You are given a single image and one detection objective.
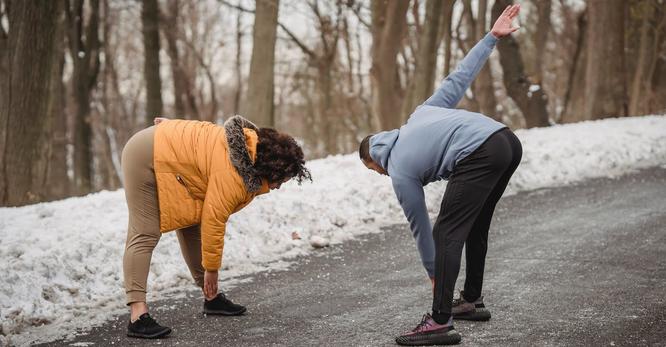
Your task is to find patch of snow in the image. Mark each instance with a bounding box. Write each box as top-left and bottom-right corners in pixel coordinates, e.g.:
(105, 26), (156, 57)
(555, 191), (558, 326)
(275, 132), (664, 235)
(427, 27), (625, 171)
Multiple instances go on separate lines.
(309, 236), (330, 249)
(1, 115), (665, 345)
(527, 84), (541, 97)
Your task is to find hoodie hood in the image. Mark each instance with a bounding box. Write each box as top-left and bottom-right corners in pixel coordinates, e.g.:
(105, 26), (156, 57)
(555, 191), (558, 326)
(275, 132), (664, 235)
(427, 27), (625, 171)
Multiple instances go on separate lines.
(369, 129), (400, 171)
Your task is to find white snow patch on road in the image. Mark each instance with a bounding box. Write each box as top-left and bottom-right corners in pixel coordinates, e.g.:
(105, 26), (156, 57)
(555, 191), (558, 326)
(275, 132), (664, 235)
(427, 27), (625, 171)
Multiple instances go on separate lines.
(1, 115), (665, 346)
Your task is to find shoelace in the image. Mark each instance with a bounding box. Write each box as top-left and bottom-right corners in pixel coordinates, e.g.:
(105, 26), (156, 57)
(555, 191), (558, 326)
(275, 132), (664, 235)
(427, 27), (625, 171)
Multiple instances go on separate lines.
(412, 314), (433, 333)
(452, 297), (465, 306)
(142, 314), (159, 327)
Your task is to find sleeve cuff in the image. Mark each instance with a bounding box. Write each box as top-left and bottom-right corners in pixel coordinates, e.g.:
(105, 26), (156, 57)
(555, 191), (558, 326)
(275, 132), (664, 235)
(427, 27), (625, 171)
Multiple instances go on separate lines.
(483, 32), (499, 47)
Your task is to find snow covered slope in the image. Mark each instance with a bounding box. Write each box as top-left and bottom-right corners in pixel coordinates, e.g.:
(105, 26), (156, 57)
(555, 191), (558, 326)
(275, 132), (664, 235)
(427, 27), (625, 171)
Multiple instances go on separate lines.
(1, 115), (665, 345)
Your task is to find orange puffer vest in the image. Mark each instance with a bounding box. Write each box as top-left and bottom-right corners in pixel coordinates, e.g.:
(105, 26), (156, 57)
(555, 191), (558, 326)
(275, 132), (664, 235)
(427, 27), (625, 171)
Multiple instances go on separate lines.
(153, 116), (269, 271)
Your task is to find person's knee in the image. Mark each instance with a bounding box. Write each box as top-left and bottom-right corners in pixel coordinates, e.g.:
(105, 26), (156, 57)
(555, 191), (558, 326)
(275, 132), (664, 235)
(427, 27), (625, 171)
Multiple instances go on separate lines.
(126, 231), (160, 253)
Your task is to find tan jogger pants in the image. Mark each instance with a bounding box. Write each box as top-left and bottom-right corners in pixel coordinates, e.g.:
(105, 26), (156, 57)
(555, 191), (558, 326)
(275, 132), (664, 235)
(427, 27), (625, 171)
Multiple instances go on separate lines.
(121, 126), (205, 304)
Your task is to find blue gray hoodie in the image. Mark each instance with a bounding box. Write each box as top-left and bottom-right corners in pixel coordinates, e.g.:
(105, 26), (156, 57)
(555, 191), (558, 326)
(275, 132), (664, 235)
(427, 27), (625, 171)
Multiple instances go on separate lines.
(369, 33), (506, 277)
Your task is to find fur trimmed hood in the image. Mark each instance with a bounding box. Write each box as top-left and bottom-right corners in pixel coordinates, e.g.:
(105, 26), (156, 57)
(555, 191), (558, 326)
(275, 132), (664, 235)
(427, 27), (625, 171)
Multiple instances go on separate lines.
(224, 115), (263, 193)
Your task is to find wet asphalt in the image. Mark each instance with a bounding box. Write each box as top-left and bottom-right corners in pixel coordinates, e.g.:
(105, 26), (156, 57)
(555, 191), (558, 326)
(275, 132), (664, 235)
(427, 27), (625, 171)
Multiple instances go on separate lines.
(41, 167), (666, 347)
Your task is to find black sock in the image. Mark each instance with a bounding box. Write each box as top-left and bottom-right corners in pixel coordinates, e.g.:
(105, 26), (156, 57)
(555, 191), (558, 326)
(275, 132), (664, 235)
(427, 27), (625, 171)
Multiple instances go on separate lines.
(463, 292), (480, 303)
(431, 311), (451, 325)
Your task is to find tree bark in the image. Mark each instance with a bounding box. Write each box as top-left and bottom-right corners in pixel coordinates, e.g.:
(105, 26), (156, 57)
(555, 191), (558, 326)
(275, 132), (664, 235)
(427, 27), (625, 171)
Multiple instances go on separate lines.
(233, 8), (243, 115)
(472, 0), (499, 119)
(533, 0), (551, 83)
(1, 1), (60, 206)
(241, 0), (279, 127)
(492, 0), (549, 128)
(370, 0), (410, 130)
(142, 0), (163, 126)
(561, 9), (587, 123)
(66, 0), (101, 195)
(0, 0), (9, 202)
(583, 0), (627, 120)
(628, 1), (658, 116)
(45, 2), (70, 200)
(401, 0), (443, 118)
(162, 0), (199, 120)
(438, 0), (456, 77)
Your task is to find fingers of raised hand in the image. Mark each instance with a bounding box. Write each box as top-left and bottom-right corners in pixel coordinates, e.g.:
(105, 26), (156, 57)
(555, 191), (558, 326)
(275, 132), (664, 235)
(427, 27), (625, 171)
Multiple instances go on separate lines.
(509, 4), (520, 19)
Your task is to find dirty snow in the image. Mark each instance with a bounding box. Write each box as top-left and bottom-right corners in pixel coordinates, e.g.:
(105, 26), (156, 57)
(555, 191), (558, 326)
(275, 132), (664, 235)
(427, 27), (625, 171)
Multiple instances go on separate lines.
(1, 115), (665, 346)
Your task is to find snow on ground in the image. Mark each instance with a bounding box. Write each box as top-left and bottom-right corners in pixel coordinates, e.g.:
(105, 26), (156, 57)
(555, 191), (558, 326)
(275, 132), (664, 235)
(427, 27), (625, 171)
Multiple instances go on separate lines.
(1, 115), (665, 346)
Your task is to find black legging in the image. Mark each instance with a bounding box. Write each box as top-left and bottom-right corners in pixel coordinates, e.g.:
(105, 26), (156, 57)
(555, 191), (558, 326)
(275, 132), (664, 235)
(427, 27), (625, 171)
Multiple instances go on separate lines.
(432, 128), (522, 322)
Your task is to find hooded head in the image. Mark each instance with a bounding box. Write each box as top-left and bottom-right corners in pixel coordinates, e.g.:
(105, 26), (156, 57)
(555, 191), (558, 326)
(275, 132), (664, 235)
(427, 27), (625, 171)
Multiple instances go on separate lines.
(358, 129), (399, 176)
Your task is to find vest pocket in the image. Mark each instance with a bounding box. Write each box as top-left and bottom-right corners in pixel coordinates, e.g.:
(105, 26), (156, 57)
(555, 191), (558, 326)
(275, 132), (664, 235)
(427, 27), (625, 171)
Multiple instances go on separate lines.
(176, 174), (197, 199)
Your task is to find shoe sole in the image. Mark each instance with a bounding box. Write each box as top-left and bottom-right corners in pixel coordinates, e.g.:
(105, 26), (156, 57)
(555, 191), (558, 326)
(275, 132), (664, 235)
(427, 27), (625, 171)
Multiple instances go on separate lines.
(203, 307), (247, 316)
(127, 327), (172, 339)
(452, 308), (491, 321)
(395, 330), (461, 346)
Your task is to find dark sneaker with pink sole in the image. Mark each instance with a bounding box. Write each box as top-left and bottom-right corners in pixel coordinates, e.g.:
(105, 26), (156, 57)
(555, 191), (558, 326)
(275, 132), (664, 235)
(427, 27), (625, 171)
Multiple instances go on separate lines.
(395, 313), (461, 346)
(452, 291), (491, 321)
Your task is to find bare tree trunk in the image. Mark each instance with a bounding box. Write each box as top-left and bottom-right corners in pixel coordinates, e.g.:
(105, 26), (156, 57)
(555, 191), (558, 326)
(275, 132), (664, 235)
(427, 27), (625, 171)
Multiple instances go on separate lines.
(66, 0), (101, 195)
(401, 0), (443, 117)
(164, 1), (185, 116)
(370, 0), (410, 130)
(628, 1), (659, 116)
(473, 0), (498, 119)
(0, 0), (10, 202)
(492, 0), (549, 128)
(645, 2), (666, 114)
(650, 50), (666, 113)
(1, 1), (60, 206)
(457, 0), (481, 112)
(45, 3), (70, 200)
(533, 0), (551, 83)
(98, 0), (121, 190)
(317, 63), (336, 154)
(561, 9), (587, 123)
(142, 0), (163, 126)
(241, 0), (279, 127)
(583, 0), (627, 120)
(438, 0), (456, 77)
(162, 0), (199, 119)
(233, 8), (243, 115)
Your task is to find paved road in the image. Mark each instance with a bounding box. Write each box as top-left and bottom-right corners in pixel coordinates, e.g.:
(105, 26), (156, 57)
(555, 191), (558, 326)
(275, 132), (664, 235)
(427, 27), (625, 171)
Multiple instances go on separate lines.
(43, 168), (666, 347)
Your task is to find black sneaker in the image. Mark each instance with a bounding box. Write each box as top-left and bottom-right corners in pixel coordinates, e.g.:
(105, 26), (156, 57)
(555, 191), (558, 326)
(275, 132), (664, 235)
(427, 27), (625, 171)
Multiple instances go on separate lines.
(127, 313), (172, 339)
(452, 291), (491, 321)
(203, 293), (247, 316)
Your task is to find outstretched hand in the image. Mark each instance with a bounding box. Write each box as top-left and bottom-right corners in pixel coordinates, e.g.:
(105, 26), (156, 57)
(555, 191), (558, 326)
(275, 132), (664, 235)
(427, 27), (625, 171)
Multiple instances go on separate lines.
(491, 4), (521, 38)
(204, 270), (219, 300)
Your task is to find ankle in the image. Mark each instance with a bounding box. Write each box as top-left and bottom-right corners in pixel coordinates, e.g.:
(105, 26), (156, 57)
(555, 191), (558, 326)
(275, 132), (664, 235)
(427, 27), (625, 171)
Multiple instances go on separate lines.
(129, 302), (148, 322)
(462, 291), (480, 303)
(431, 312), (453, 326)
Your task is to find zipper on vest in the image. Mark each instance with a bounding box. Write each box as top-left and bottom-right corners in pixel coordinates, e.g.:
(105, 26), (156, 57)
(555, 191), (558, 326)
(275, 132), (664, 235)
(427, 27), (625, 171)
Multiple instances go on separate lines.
(176, 174), (196, 199)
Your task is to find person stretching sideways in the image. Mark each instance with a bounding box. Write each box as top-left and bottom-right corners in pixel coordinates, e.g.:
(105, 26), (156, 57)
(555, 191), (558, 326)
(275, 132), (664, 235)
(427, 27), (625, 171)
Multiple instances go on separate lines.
(359, 4), (523, 346)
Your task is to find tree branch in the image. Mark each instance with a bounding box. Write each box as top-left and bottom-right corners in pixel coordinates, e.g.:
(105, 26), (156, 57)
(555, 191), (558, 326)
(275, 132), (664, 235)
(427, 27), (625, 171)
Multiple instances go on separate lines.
(218, 0), (317, 59)
(278, 22), (317, 58)
(218, 0), (254, 14)
(348, 0), (371, 29)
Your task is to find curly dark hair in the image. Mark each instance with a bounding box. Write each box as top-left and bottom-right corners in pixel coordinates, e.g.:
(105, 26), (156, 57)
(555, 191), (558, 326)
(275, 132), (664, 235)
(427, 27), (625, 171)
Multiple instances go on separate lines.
(255, 128), (311, 184)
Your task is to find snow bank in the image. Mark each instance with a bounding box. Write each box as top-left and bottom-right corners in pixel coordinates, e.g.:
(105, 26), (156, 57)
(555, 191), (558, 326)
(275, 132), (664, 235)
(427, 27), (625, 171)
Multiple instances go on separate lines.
(1, 115), (665, 345)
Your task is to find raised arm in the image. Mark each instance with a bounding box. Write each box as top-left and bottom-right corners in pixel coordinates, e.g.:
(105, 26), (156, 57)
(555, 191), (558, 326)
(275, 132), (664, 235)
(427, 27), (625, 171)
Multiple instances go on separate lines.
(392, 176), (435, 278)
(423, 4), (521, 109)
